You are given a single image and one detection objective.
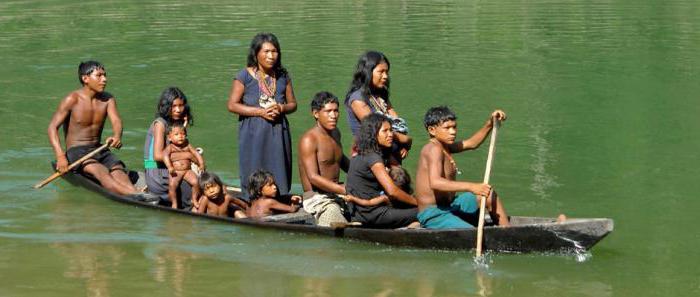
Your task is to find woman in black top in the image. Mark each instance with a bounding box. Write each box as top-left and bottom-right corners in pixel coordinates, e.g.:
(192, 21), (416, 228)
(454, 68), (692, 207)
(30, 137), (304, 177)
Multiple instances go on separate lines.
(345, 113), (418, 228)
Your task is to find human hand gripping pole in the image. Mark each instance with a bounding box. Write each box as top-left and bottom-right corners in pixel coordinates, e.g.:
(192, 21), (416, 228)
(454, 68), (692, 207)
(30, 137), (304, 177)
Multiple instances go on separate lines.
(33, 140), (113, 189)
(475, 117), (499, 258)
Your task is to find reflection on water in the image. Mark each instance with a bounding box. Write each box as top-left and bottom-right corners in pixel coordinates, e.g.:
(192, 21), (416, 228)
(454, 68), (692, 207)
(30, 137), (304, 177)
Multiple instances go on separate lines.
(2, 0), (700, 296)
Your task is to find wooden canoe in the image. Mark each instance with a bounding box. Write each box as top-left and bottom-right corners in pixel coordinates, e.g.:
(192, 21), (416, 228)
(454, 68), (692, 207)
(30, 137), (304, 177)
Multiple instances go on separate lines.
(58, 169), (613, 253)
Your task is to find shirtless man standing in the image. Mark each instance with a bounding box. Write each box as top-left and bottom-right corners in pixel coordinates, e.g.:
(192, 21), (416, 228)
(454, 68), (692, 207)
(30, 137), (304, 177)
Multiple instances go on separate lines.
(297, 91), (351, 226)
(414, 106), (510, 229)
(47, 61), (138, 195)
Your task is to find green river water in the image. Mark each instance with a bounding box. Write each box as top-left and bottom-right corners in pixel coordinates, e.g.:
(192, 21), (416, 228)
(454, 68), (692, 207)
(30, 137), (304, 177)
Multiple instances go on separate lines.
(1, 1), (699, 296)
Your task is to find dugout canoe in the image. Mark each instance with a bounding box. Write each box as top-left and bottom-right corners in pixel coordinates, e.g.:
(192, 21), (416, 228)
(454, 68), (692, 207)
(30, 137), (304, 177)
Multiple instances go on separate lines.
(58, 169), (613, 253)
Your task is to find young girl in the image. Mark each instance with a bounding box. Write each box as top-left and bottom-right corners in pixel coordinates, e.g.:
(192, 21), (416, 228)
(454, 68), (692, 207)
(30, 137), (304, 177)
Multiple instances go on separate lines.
(144, 87), (194, 207)
(196, 172), (248, 218)
(246, 169), (302, 218)
(162, 124), (204, 209)
(345, 51), (412, 162)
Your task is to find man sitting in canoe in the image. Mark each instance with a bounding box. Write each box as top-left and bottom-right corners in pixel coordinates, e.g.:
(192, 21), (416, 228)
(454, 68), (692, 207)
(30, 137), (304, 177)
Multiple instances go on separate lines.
(414, 106), (511, 229)
(47, 61), (140, 196)
(297, 91), (350, 226)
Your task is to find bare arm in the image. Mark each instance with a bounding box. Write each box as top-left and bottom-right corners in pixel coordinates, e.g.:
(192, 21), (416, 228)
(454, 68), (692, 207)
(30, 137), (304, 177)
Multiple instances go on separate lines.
(228, 195), (249, 210)
(105, 97), (123, 148)
(196, 197), (209, 214)
(227, 79), (277, 120)
(449, 110), (505, 153)
(47, 95), (76, 173)
(188, 144), (205, 171)
(278, 78), (297, 114)
(344, 194), (389, 207)
(425, 145), (492, 197)
(370, 163), (417, 206)
(151, 121), (166, 162)
(298, 135), (346, 194)
(267, 199), (300, 214)
(162, 145), (174, 174)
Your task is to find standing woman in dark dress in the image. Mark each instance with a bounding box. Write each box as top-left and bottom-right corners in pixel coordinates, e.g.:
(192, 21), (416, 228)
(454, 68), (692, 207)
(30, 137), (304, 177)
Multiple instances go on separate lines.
(345, 113), (418, 228)
(227, 33), (297, 200)
(345, 51), (412, 162)
(144, 87), (193, 207)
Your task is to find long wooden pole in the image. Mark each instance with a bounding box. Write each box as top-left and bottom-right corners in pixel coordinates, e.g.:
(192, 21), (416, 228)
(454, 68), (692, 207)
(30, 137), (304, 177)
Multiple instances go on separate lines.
(33, 142), (111, 189)
(475, 118), (499, 258)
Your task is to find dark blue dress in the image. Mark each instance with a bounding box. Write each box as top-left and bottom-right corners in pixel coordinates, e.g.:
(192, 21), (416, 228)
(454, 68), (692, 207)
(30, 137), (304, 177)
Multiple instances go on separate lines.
(235, 69), (292, 200)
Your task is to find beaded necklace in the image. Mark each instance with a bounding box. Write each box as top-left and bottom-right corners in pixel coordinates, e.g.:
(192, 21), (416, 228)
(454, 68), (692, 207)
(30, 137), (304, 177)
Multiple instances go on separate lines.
(256, 68), (276, 108)
(368, 95), (388, 115)
(430, 138), (462, 175)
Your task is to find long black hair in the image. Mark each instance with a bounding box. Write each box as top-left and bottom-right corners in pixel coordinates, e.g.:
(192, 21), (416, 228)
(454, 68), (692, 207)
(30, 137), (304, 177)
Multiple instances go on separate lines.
(357, 113), (391, 156)
(246, 33), (287, 77)
(156, 86), (193, 126)
(345, 51), (390, 105)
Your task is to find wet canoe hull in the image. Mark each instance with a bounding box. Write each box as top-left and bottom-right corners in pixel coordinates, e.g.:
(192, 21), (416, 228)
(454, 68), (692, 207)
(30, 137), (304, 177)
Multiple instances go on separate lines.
(59, 169), (613, 253)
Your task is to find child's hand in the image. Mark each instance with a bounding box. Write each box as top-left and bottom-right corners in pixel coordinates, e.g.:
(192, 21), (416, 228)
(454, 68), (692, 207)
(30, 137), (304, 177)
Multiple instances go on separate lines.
(291, 195), (302, 205)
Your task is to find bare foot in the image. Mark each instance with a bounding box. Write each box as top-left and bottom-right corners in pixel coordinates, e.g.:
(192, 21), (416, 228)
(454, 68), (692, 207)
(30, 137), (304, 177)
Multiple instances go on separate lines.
(557, 214), (567, 223)
(406, 221), (421, 229)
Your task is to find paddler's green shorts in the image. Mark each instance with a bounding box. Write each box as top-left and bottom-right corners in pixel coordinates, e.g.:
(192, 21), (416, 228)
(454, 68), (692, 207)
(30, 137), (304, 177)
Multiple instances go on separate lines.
(417, 192), (479, 229)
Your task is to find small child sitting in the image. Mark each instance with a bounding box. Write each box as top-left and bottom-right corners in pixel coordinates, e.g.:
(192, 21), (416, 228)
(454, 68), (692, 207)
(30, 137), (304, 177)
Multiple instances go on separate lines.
(196, 172), (248, 218)
(246, 169), (302, 218)
(162, 124), (204, 209)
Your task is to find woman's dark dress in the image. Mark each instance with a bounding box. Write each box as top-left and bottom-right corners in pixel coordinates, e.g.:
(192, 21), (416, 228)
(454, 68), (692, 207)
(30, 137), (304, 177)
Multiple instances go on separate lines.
(235, 69), (292, 200)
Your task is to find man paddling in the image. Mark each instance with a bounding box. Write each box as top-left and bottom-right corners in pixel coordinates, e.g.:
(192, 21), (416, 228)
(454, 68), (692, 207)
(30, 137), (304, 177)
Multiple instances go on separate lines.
(297, 91), (351, 226)
(414, 106), (511, 228)
(47, 61), (138, 195)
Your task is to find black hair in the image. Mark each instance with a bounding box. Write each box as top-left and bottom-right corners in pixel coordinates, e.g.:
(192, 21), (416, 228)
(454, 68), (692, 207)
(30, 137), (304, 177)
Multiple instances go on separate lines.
(345, 51), (390, 105)
(389, 166), (413, 194)
(424, 106), (457, 130)
(156, 86), (193, 126)
(78, 61), (105, 85)
(167, 122), (187, 134)
(199, 171), (224, 193)
(246, 33), (287, 76)
(357, 113), (391, 155)
(310, 91), (339, 112)
(247, 169), (276, 200)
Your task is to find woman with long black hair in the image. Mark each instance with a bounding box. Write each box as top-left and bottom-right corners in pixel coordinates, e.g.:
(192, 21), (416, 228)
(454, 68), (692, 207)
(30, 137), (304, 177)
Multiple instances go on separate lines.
(227, 33), (297, 200)
(345, 50), (412, 162)
(345, 113), (418, 228)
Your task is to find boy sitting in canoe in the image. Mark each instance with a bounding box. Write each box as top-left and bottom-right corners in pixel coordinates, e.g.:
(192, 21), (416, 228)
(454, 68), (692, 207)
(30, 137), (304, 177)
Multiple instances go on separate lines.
(47, 61), (139, 196)
(162, 123), (204, 209)
(196, 172), (248, 218)
(414, 106), (511, 229)
(246, 169), (302, 218)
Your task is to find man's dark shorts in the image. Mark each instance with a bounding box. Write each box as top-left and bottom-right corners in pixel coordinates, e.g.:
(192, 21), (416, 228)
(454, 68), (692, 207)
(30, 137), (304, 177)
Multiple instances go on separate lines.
(66, 144), (125, 173)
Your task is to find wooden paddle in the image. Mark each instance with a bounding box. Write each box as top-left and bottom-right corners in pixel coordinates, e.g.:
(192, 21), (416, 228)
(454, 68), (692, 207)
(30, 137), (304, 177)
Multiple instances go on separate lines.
(475, 117), (500, 258)
(33, 141), (112, 189)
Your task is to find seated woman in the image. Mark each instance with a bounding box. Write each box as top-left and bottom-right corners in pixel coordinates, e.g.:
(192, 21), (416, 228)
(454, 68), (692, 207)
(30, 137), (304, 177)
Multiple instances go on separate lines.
(345, 113), (419, 228)
(143, 87), (195, 208)
(246, 169), (302, 218)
